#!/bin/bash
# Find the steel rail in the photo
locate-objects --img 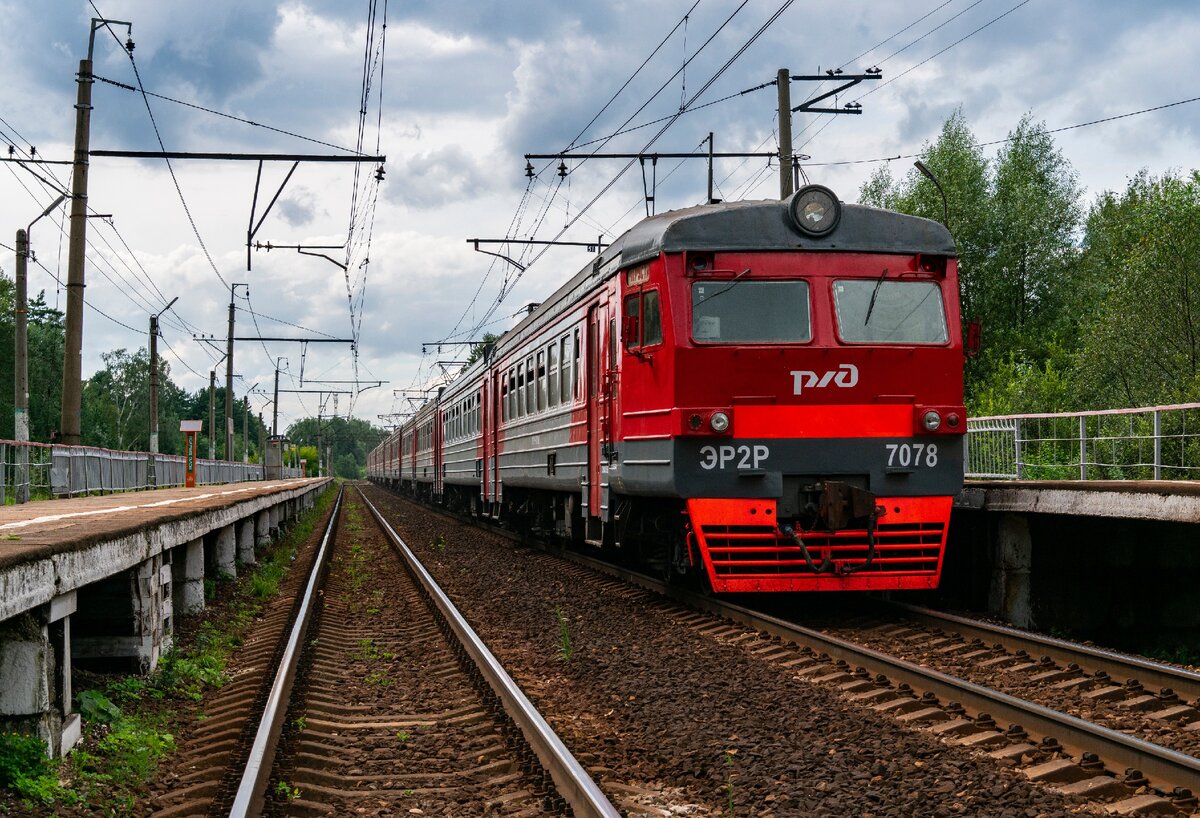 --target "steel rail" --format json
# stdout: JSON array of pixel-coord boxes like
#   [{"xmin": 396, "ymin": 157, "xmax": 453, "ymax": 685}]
[
  {"xmin": 520, "ymin": 547, "xmax": 1200, "ymax": 796},
  {"xmin": 891, "ymin": 602, "xmax": 1200, "ymax": 702},
  {"xmin": 228, "ymin": 485, "xmax": 344, "ymax": 817},
  {"xmin": 357, "ymin": 488, "xmax": 622, "ymax": 818},
  {"xmin": 369, "ymin": 488, "xmax": 1200, "ymax": 797}
]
